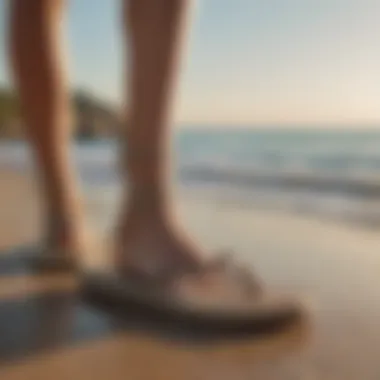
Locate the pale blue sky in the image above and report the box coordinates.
[1,0,379,126]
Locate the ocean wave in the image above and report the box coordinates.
[179,165,380,199]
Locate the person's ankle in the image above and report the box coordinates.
[114,203,202,273]
[117,202,173,236]
[44,206,86,252]
[122,187,173,221]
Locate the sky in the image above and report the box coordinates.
[0,0,380,127]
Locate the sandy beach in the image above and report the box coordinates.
[1,167,380,379]
[0,169,41,251]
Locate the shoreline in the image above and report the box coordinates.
[181,166,380,198]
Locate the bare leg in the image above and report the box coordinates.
[10,0,85,260]
[117,0,200,274]
[81,0,301,325]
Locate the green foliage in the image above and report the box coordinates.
[0,87,118,139]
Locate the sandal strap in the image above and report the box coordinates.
[115,250,262,297]
[199,251,262,296]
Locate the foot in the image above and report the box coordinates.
[115,209,202,278]
[84,207,305,328]
[85,209,300,328]
[40,206,88,270]
[114,208,263,296]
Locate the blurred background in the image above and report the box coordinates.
[1,0,380,229]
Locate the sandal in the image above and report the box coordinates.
[81,251,305,330]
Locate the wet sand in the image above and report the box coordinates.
[0,169,41,251]
[1,168,380,379]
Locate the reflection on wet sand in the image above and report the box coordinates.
[1,170,380,379]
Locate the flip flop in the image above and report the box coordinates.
[81,252,306,330]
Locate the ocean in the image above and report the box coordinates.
[2,128,380,228]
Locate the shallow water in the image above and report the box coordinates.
[2,128,380,227]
